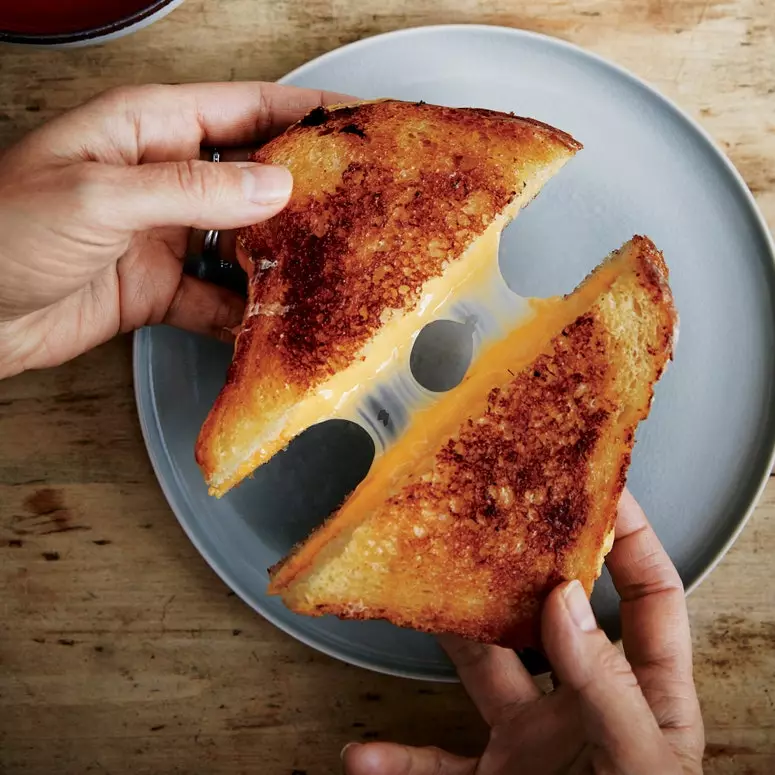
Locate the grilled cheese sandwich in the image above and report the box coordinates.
[269,236,677,648]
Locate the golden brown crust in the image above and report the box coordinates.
[196,99,581,491]
[239,101,580,381]
[270,237,677,649]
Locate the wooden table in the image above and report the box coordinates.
[1,1,774,772]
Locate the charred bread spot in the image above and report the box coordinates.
[299,106,329,127]
[616,454,632,490]
[334,105,358,119]
[340,124,367,138]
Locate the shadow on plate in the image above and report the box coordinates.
[410,317,475,392]
[228,419,375,554]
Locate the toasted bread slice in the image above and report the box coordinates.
[196,99,581,496]
[268,236,677,649]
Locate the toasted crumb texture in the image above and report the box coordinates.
[270,236,677,649]
[195,99,581,494]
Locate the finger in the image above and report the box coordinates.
[87,159,293,232]
[131,81,352,148]
[608,490,703,735]
[439,635,542,727]
[162,274,244,341]
[21,82,352,166]
[542,581,680,774]
[342,742,475,775]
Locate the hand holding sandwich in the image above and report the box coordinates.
[0,82,344,378]
[342,491,705,775]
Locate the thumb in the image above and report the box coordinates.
[92,160,293,231]
[542,581,681,774]
[342,742,475,775]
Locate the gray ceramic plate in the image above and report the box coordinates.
[134,25,775,681]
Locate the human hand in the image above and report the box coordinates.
[342,490,705,774]
[0,82,345,378]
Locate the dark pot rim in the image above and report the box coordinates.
[0,0,178,46]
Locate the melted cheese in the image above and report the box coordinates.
[271,255,629,590]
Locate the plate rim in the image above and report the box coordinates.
[135,23,775,681]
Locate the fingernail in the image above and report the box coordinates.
[240,164,293,205]
[340,742,360,761]
[563,580,597,632]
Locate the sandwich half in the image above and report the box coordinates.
[268,236,677,649]
[195,99,581,496]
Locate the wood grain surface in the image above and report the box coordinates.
[1,1,774,773]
